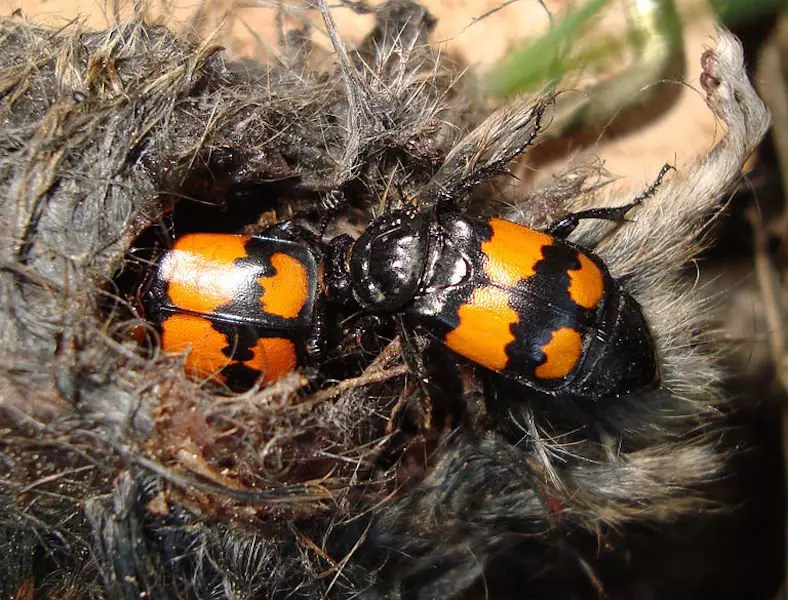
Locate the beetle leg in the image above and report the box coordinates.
[255,219,324,247]
[317,189,348,236]
[392,181,420,218]
[323,234,354,305]
[549,163,673,238]
[549,205,640,238]
[336,314,392,365]
[395,315,466,431]
[394,315,434,429]
[305,294,327,365]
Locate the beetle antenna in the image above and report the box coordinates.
[319,189,345,237]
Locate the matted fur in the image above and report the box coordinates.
[0,1,770,598]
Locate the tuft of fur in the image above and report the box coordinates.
[0,1,770,598]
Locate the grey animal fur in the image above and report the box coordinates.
[0,1,770,598]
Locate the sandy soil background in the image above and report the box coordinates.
[2,0,721,185]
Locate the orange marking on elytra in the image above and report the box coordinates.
[482,218,553,286]
[248,337,297,383]
[258,252,308,319]
[163,234,250,314]
[534,327,582,379]
[444,286,517,372]
[567,253,604,309]
[161,314,297,384]
[160,313,232,382]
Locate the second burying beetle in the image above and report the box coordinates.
[141,223,326,390]
[324,203,659,403]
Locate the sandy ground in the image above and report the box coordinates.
[2,0,721,188]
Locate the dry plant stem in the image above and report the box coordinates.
[303,339,408,406]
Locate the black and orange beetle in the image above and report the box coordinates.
[324,202,660,401]
[141,223,325,390]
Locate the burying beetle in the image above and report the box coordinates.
[323,191,664,405]
[140,223,326,390]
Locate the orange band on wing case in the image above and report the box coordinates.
[161,313,297,384]
[567,253,604,309]
[249,336,298,383]
[534,326,582,379]
[444,286,517,372]
[162,234,249,314]
[482,218,553,286]
[258,252,309,319]
[161,313,232,382]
